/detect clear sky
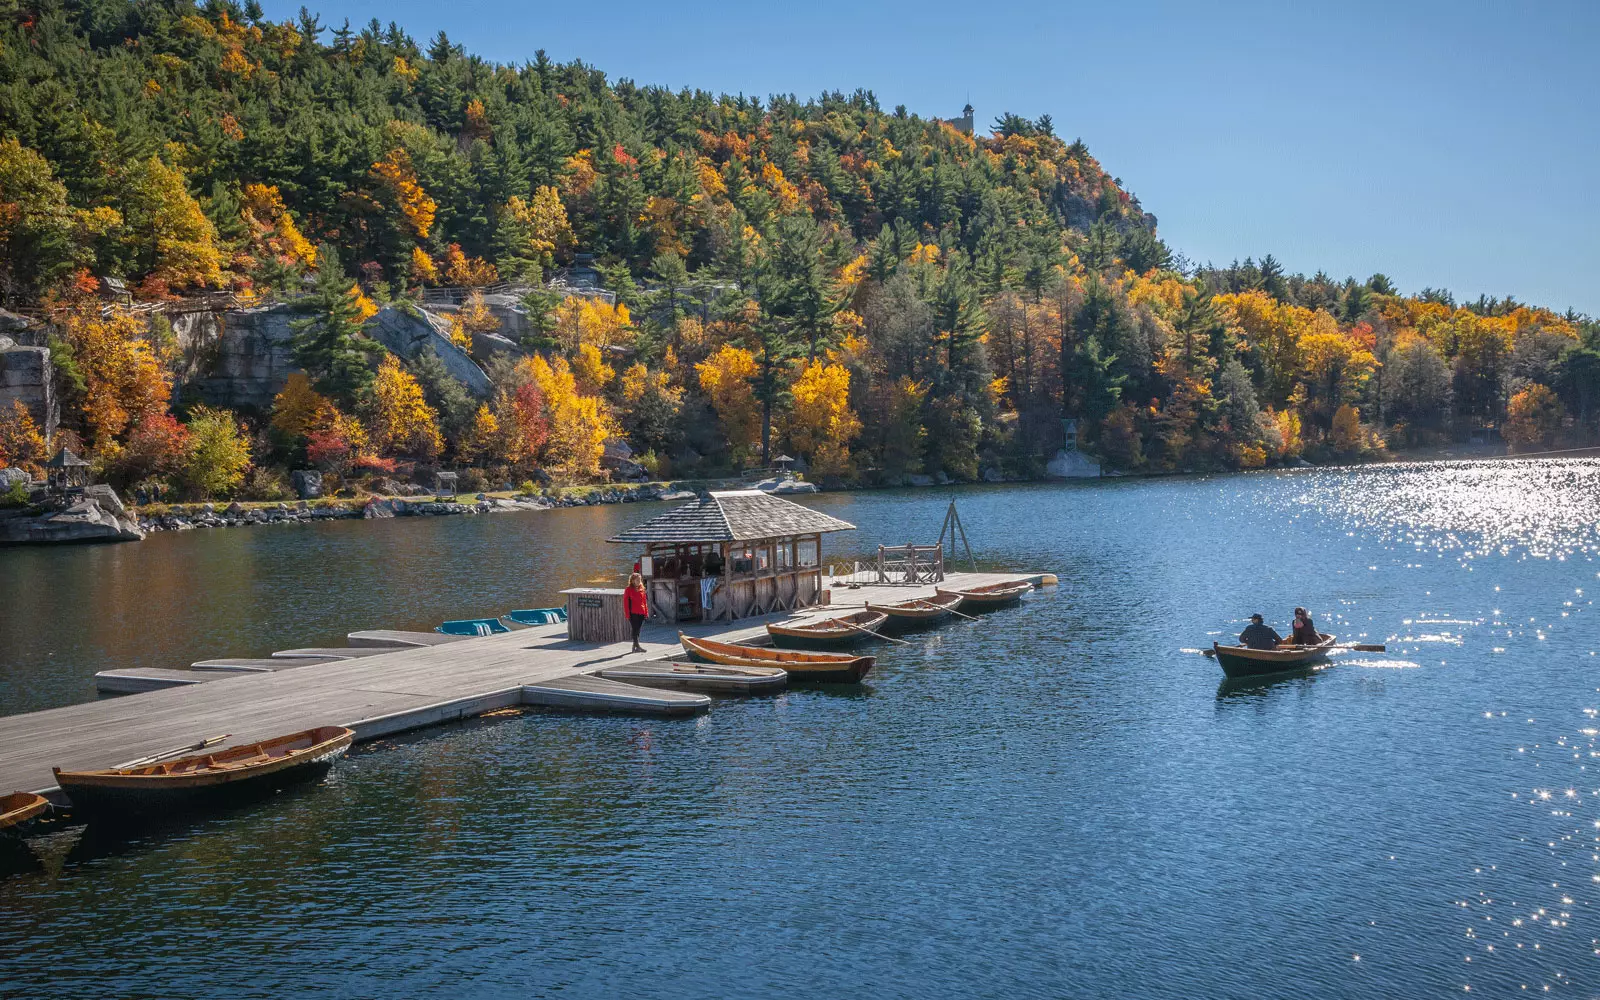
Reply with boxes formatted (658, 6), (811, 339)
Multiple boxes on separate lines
(263, 0), (1599, 316)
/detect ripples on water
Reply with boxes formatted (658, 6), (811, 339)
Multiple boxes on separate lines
(3, 458), (1600, 997)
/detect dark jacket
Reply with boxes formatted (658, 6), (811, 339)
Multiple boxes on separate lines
(1239, 622), (1283, 649)
(1292, 615), (1319, 645)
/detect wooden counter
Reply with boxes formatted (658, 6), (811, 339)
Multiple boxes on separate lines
(561, 587), (631, 643)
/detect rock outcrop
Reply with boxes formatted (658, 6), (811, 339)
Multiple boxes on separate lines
(1045, 449), (1102, 478)
(174, 303), (493, 409)
(0, 336), (57, 438)
(0, 488), (144, 545)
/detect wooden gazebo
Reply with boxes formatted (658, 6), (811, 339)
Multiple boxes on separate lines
(607, 490), (855, 624)
(45, 448), (91, 492)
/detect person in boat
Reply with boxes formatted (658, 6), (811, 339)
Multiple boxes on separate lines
(625, 573), (649, 653)
(1291, 607), (1320, 645)
(1238, 613), (1284, 650)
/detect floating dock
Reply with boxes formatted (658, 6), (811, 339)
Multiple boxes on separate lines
(2, 572), (1047, 797)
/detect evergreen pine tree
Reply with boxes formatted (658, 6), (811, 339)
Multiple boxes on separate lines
(290, 245), (382, 406)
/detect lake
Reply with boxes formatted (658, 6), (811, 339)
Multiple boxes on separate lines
(3, 461), (1598, 997)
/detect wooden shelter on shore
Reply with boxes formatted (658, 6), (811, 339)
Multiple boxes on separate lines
(607, 490), (855, 623)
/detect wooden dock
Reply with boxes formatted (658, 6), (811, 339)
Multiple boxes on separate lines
(0, 572), (1045, 797)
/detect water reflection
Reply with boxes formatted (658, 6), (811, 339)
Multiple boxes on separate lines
(3, 463), (1600, 996)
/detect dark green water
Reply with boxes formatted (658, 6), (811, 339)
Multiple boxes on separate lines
(3, 462), (1599, 997)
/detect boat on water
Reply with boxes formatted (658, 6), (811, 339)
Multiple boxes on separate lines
(53, 726), (354, 821)
(0, 792), (50, 837)
(935, 580), (1033, 610)
(866, 592), (964, 629)
(766, 610), (891, 649)
(1212, 633), (1339, 679)
(680, 633), (875, 683)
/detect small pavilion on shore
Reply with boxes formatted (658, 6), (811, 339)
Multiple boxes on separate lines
(606, 490), (856, 623)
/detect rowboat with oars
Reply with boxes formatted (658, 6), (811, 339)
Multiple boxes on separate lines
(766, 609), (891, 649)
(866, 592), (964, 629)
(53, 726), (354, 821)
(935, 580), (1033, 611)
(1211, 633), (1338, 679)
(0, 792), (50, 837)
(681, 633), (875, 683)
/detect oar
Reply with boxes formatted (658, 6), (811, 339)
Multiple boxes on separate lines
(114, 734), (232, 769)
(834, 617), (912, 645)
(910, 598), (979, 622)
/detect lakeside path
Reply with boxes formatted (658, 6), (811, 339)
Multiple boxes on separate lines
(0, 572), (1043, 797)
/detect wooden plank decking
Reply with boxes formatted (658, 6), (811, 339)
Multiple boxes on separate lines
(0, 571), (1044, 797)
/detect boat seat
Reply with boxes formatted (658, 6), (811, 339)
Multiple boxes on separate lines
(505, 607), (567, 626)
(436, 618), (511, 636)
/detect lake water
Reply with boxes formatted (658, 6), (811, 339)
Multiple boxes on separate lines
(3, 461), (1599, 998)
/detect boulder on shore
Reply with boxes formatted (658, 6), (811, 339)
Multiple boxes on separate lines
(1045, 449), (1101, 479)
(0, 491), (144, 545)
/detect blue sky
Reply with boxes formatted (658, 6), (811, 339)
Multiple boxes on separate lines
(264, 0), (1599, 315)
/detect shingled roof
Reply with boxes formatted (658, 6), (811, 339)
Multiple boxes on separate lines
(606, 489), (855, 544)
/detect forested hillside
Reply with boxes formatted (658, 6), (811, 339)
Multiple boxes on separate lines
(1, 0), (1597, 500)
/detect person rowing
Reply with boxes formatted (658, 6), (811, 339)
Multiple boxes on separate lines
(1238, 613), (1283, 650)
(1290, 607), (1320, 646)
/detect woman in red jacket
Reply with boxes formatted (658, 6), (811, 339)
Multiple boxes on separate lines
(624, 572), (648, 652)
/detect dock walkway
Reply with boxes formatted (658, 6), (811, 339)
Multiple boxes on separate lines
(0, 572), (1040, 796)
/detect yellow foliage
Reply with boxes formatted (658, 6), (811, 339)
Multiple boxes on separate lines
(410, 246), (439, 284)
(460, 403), (499, 465)
(371, 148), (436, 238)
(269, 372), (327, 441)
(784, 360), (860, 476)
(696, 344), (760, 462)
(392, 56), (419, 83)
(620, 362), (684, 409)
(0, 399), (47, 473)
(367, 355), (441, 457)
(351, 285), (378, 322)
(562, 150), (597, 201)
(1236, 442), (1267, 469)
(1331, 404), (1363, 453)
(839, 254), (869, 291)
(447, 290), (499, 352)
(696, 159), (727, 199)
(443, 244), (498, 286)
(759, 161), (800, 212)
(1264, 407), (1303, 461)
(242, 183), (315, 266)
(58, 307), (173, 447)
(501, 186), (573, 267)
(908, 242), (940, 265)
(553, 296), (631, 353)
(125, 156), (223, 289)
(528, 354), (615, 480)
(573, 342), (615, 389)
(1504, 383), (1564, 452)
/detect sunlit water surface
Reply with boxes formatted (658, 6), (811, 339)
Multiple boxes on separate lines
(3, 459), (1600, 998)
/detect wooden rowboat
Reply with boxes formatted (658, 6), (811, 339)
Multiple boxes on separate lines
(767, 609), (891, 649)
(866, 592), (963, 628)
(53, 726), (354, 822)
(0, 792), (50, 837)
(1212, 633), (1338, 679)
(936, 580), (1033, 610)
(680, 633), (875, 683)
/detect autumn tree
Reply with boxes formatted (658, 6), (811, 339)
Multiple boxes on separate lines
(180, 406), (251, 498)
(0, 139), (114, 303)
(696, 344), (761, 465)
(527, 354), (613, 479)
(55, 307), (172, 448)
(0, 400), (47, 473)
(111, 412), (191, 489)
(1503, 384), (1563, 452)
(784, 359), (861, 476)
(120, 156), (223, 291)
(366, 355), (442, 458)
(493, 187), (573, 279)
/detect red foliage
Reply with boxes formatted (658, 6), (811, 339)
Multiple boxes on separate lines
(306, 426), (353, 470)
(510, 380), (549, 455)
(123, 413), (191, 475)
(1348, 321), (1377, 352)
(351, 454), (397, 474)
(612, 143), (637, 168)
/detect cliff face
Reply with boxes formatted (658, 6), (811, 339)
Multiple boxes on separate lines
(173, 304), (491, 410)
(0, 338), (57, 439)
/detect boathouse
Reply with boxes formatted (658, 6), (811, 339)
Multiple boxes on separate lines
(607, 490), (855, 623)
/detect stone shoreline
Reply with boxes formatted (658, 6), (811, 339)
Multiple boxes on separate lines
(134, 483), (700, 534)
